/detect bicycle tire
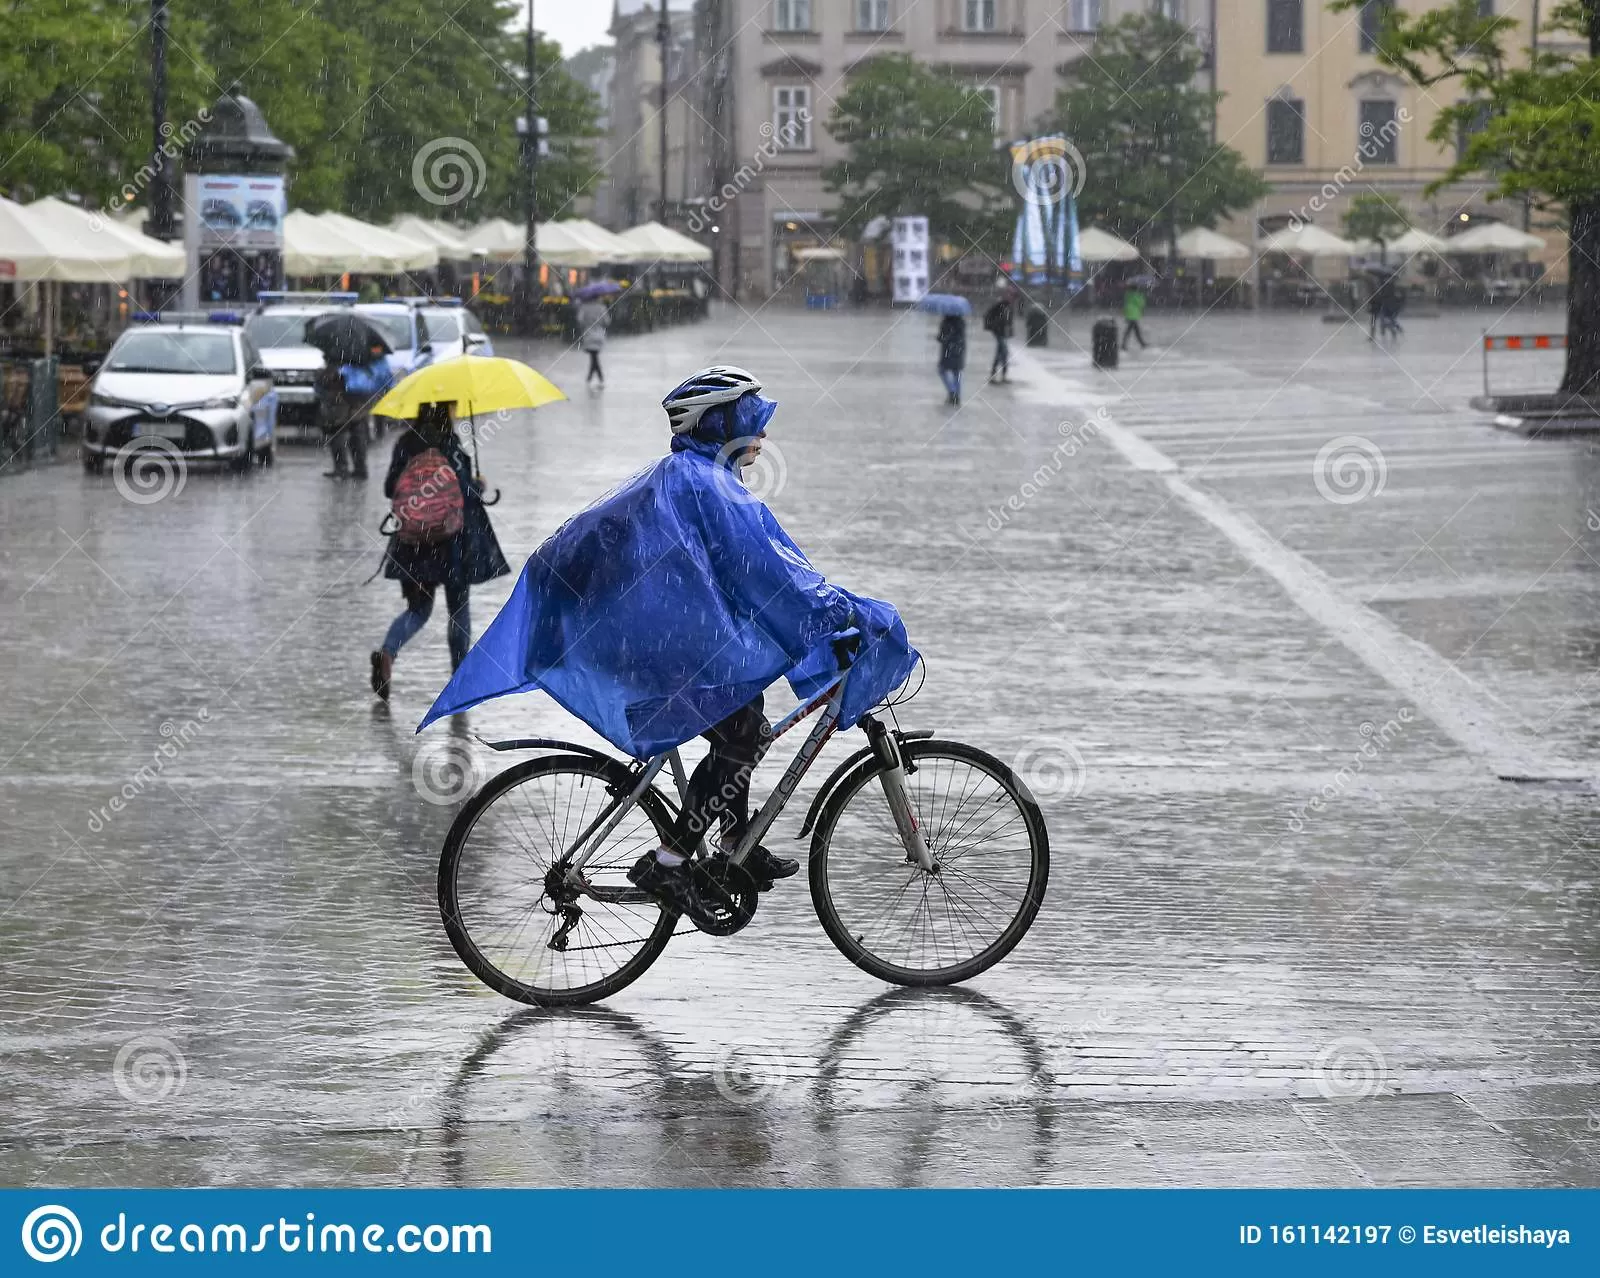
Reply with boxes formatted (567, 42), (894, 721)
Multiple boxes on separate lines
(439, 753), (677, 1007)
(808, 738), (1049, 986)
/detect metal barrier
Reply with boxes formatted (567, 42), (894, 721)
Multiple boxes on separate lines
(1481, 333), (1567, 398)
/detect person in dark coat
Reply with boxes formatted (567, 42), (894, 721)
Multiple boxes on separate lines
(937, 314), (967, 405)
(983, 291), (1015, 383)
(317, 365), (370, 480)
(370, 402), (509, 702)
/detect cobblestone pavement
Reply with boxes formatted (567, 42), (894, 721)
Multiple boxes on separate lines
(2, 303), (1598, 1187)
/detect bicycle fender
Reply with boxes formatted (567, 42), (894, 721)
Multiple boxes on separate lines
(794, 730), (935, 840)
(480, 736), (616, 766)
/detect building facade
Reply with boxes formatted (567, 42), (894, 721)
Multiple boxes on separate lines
(606, 1), (698, 230)
(674, 1), (1563, 298)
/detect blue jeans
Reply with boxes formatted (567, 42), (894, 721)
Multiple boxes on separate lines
(940, 368), (962, 396)
(383, 582), (471, 670)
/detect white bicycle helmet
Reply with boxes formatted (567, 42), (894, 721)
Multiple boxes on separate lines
(662, 365), (763, 434)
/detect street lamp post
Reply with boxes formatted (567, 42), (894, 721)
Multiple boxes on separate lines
(149, 0), (175, 241)
(657, 0), (670, 224)
(522, 0), (540, 336)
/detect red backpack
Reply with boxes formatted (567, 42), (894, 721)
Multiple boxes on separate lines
(391, 449), (465, 545)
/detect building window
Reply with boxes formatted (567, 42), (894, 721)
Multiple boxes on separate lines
(1150, 0), (1187, 21)
(963, 0), (998, 32)
(1456, 100), (1491, 160)
(1359, 1), (1395, 53)
(1359, 99), (1398, 163)
(1477, 0), (1494, 14)
(1266, 97), (1305, 165)
(1267, 0), (1303, 52)
(970, 83), (1001, 133)
(1068, 0), (1103, 30)
(856, 0), (890, 30)
(773, 85), (812, 148)
(774, 0), (812, 32)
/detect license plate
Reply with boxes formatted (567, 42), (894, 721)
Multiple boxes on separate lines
(134, 421), (185, 443)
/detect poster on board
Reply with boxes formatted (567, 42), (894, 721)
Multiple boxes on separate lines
(193, 175), (285, 250)
(891, 216), (929, 305)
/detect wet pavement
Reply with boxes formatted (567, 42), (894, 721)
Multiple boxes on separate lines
(2, 302), (1599, 1187)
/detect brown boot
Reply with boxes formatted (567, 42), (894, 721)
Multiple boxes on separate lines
(370, 650), (393, 702)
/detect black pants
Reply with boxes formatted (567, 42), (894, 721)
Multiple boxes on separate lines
(664, 696), (771, 857)
(586, 350), (603, 382)
(1122, 320), (1146, 350)
(990, 336), (1009, 377)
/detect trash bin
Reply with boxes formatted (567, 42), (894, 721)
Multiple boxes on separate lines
(1025, 305), (1048, 347)
(1092, 319), (1119, 369)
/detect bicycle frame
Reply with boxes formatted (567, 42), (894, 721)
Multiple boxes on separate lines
(561, 666), (935, 892)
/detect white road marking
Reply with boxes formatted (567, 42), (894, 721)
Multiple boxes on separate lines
(1013, 350), (1586, 783)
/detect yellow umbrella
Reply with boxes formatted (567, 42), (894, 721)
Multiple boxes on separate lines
(373, 354), (566, 420)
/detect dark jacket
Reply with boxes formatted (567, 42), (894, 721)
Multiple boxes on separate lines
(937, 316), (967, 371)
(382, 428), (510, 592)
(983, 299), (1014, 338)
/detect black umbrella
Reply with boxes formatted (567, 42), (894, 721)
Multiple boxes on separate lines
(305, 312), (391, 366)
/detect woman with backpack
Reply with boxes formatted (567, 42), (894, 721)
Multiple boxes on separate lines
(370, 402), (509, 702)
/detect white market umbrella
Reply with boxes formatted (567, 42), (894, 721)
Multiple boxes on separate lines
(0, 196), (137, 355)
(389, 214), (473, 260)
(317, 212), (438, 270)
(1386, 227), (1450, 255)
(465, 217), (526, 261)
(559, 217), (634, 262)
(1260, 223), (1360, 256)
(28, 196), (184, 279)
(1175, 226), (1252, 260)
(284, 209), (383, 274)
(536, 221), (602, 268)
(1445, 222), (1546, 253)
(615, 220), (712, 263)
(1077, 225), (1141, 262)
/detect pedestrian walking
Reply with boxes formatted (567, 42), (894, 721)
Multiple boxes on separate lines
(937, 314), (967, 405)
(317, 364), (371, 480)
(1121, 283), (1148, 351)
(983, 291), (1015, 383)
(1379, 275), (1405, 340)
(369, 402), (509, 702)
(576, 297), (608, 388)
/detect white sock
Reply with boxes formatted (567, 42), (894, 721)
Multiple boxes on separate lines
(654, 848), (686, 867)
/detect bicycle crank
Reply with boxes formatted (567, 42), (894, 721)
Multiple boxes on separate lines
(689, 859), (759, 937)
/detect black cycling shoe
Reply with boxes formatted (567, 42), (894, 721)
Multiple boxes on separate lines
(735, 844), (800, 891)
(628, 852), (718, 926)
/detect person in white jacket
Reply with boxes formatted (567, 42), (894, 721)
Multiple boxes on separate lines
(576, 298), (608, 387)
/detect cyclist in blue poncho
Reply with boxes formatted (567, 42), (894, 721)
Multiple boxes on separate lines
(419, 365), (920, 922)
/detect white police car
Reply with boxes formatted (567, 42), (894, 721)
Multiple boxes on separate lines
(83, 316), (277, 472)
(244, 292), (356, 428)
(418, 300), (493, 360)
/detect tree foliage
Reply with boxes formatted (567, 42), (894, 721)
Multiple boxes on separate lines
(1342, 193), (1410, 255)
(822, 54), (1013, 253)
(0, 1), (602, 226)
(1046, 14), (1267, 244)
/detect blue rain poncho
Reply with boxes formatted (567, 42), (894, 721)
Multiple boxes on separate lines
(418, 436), (919, 757)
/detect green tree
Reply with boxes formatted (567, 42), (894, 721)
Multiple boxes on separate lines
(1342, 193), (1411, 262)
(1329, 0), (1600, 396)
(1046, 14), (1267, 248)
(823, 54), (1013, 253)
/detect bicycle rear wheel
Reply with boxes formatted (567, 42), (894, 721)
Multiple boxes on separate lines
(439, 754), (677, 1007)
(809, 739), (1048, 986)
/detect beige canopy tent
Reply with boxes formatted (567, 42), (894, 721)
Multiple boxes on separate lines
(1260, 223), (1360, 256)
(1445, 222), (1546, 253)
(1175, 226), (1252, 260)
(560, 218), (634, 261)
(0, 196), (139, 354)
(317, 212), (438, 270)
(1077, 226), (1141, 262)
(615, 220), (712, 263)
(1384, 227), (1451, 256)
(389, 214), (473, 260)
(464, 218), (525, 261)
(28, 196), (185, 279)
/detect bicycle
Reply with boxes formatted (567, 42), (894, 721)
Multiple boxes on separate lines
(437, 639), (1050, 1006)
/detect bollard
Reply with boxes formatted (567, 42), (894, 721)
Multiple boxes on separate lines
(1092, 319), (1119, 369)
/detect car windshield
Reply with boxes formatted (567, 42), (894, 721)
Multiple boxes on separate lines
(359, 312), (413, 347)
(244, 314), (313, 349)
(106, 330), (236, 375)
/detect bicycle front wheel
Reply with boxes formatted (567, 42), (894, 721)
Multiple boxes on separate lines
(809, 739), (1049, 986)
(439, 754), (677, 1007)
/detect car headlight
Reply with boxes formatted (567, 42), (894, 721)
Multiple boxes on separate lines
(200, 393), (244, 410)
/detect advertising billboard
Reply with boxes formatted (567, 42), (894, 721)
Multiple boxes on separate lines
(194, 174), (285, 251)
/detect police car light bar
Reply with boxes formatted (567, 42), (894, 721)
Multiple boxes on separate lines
(257, 290), (358, 305)
(381, 295), (463, 307)
(130, 310), (245, 325)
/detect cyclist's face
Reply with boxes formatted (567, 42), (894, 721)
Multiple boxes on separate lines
(740, 434), (765, 467)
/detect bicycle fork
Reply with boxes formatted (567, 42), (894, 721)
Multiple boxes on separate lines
(865, 718), (936, 874)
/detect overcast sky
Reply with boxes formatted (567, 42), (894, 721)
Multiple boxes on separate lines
(539, 2), (614, 57)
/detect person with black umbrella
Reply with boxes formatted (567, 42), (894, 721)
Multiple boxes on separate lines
(307, 312), (391, 480)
